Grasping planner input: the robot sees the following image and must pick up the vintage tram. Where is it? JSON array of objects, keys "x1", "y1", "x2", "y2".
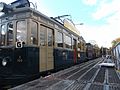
[{"x1": 0, "y1": 0, "x2": 89, "y2": 87}]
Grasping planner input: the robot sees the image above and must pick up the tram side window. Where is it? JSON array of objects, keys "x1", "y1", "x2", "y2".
[
  {"x1": 31, "y1": 21, "x2": 38, "y2": 45},
  {"x1": 56, "y1": 31, "x2": 63, "y2": 47},
  {"x1": 7, "y1": 22, "x2": 13, "y2": 45},
  {"x1": 82, "y1": 42, "x2": 84, "y2": 51},
  {"x1": 78, "y1": 41, "x2": 81, "y2": 49},
  {"x1": 1, "y1": 24, "x2": 6, "y2": 45},
  {"x1": 16, "y1": 21, "x2": 27, "y2": 43},
  {"x1": 65, "y1": 35, "x2": 72, "y2": 49}
]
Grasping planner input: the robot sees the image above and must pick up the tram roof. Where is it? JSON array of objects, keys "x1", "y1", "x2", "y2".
[{"x1": 0, "y1": 7, "x2": 80, "y2": 37}]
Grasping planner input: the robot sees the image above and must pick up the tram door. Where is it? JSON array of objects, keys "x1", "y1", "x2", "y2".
[{"x1": 39, "y1": 25, "x2": 54, "y2": 72}]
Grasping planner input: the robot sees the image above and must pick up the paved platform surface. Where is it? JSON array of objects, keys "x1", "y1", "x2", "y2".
[{"x1": 9, "y1": 58, "x2": 120, "y2": 90}]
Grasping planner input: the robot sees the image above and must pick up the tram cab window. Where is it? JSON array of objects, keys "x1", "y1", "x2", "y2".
[
  {"x1": 1, "y1": 24, "x2": 6, "y2": 45},
  {"x1": 65, "y1": 35, "x2": 72, "y2": 49},
  {"x1": 7, "y1": 22, "x2": 13, "y2": 45},
  {"x1": 31, "y1": 21, "x2": 38, "y2": 45},
  {"x1": 16, "y1": 21, "x2": 27, "y2": 43},
  {"x1": 56, "y1": 31, "x2": 63, "y2": 47},
  {"x1": 40, "y1": 25, "x2": 53, "y2": 46}
]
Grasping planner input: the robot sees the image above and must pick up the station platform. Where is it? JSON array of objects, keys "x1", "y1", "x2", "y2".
[{"x1": 9, "y1": 58, "x2": 120, "y2": 90}]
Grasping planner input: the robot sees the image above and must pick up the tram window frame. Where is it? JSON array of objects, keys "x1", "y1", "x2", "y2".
[
  {"x1": 48, "y1": 28, "x2": 53, "y2": 47},
  {"x1": 81, "y1": 41, "x2": 83, "y2": 51},
  {"x1": 64, "y1": 34, "x2": 72, "y2": 49},
  {"x1": 40, "y1": 25, "x2": 46, "y2": 46},
  {"x1": 0, "y1": 24, "x2": 6, "y2": 45},
  {"x1": 56, "y1": 30, "x2": 63, "y2": 48},
  {"x1": 30, "y1": 21, "x2": 38, "y2": 45},
  {"x1": 77, "y1": 40, "x2": 81, "y2": 51},
  {"x1": 83, "y1": 42, "x2": 85, "y2": 51},
  {"x1": 16, "y1": 20, "x2": 27, "y2": 44},
  {"x1": 7, "y1": 22, "x2": 13, "y2": 45},
  {"x1": 79, "y1": 41, "x2": 81, "y2": 49}
]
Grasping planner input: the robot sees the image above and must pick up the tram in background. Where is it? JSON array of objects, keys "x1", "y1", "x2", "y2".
[
  {"x1": 0, "y1": 0, "x2": 100, "y2": 87},
  {"x1": 86, "y1": 43, "x2": 94, "y2": 60},
  {"x1": 100, "y1": 47, "x2": 110, "y2": 57},
  {"x1": 86, "y1": 43, "x2": 100, "y2": 60}
]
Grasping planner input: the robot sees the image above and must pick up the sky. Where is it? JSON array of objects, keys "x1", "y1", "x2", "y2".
[{"x1": 1, "y1": 0, "x2": 120, "y2": 48}]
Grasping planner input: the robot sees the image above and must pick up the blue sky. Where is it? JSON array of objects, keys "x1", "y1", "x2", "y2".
[
  {"x1": 36, "y1": 0, "x2": 100, "y2": 25},
  {"x1": 1, "y1": 0, "x2": 120, "y2": 48},
  {"x1": 34, "y1": 0, "x2": 107, "y2": 25}
]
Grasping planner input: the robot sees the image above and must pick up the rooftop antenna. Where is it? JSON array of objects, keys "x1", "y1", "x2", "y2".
[{"x1": 53, "y1": 14, "x2": 71, "y2": 23}]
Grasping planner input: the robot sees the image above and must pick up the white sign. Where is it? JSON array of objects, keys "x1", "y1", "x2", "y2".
[{"x1": 16, "y1": 41, "x2": 23, "y2": 48}]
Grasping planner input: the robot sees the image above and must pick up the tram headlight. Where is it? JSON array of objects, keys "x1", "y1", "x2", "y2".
[
  {"x1": 2, "y1": 58, "x2": 7, "y2": 66},
  {"x1": 2, "y1": 57, "x2": 11, "y2": 66}
]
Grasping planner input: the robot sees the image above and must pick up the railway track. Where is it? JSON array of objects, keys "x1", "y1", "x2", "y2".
[
  {"x1": 3, "y1": 58, "x2": 101, "y2": 89},
  {"x1": 55, "y1": 58, "x2": 102, "y2": 80},
  {"x1": 10, "y1": 58, "x2": 120, "y2": 90}
]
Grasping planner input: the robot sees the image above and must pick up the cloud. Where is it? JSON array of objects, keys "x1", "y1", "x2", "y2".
[
  {"x1": 0, "y1": 0, "x2": 12, "y2": 4},
  {"x1": 1, "y1": 0, "x2": 54, "y2": 17},
  {"x1": 107, "y1": 11, "x2": 120, "y2": 25},
  {"x1": 84, "y1": 0, "x2": 120, "y2": 48},
  {"x1": 92, "y1": 0, "x2": 120, "y2": 20},
  {"x1": 29, "y1": 0, "x2": 55, "y2": 17},
  {"x1": 82, "y1": 0, "x2": 97, "y2": 6},
  {"x1": 76, "y1": 22, "x2": 120, "y2": 48}
]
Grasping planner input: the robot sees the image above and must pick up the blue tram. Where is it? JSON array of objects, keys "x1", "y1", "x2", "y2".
[{"x1": 0, "y1": 0, "x2": 88, "y2": 87}]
